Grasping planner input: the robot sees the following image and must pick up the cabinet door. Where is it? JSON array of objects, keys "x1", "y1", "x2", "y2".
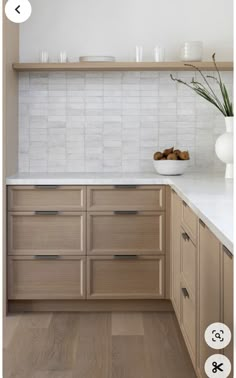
[
  {"x1": 8, "y1": 212, "x2": 86, "y2": 255},
  {"x1": 87, "y1": 185, "x2": 165, "y2": 211},
  {"x1": 198, "y1": 221, "x2": 221, "y2": 376},
  {"x1": 8, "y1": 255, "x2": 86, "y2": 300},
  {"x1": 87, "y1": 255, "x2": 165, "y2": 299},
  {"x1": 8, "y1": 185, "x2": 86, "y2": 211},
  {"x1": 87, "y1": 211, "x2": 165, "y2": 255},
  {"x1": 171, "y1": 190, "x2": 182, "y2": 320},
  {"x1": 223, "y1": 246, "x2": 233, "y2": 368}
]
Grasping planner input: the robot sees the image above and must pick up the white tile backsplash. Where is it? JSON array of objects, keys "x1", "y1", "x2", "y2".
[{"x1": 18, "y1": 71, "x2": 233, "y2": 173}]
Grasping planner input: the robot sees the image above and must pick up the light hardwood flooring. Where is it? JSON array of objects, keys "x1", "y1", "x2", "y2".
[{"x1": 3, "y1": 312, "x2": 196, "y2": 378}]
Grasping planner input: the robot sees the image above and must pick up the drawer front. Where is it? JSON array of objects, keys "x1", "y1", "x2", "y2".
[
  {"x1": 8, "y1": 212, "x2": 86, "y2": 255},
  {"x1": 8, "y1": 186, "x2": 86, "y2": 211},
  {"x1": 181, "y1": 201, "x2": 197, "y2": 243},
  {"x1": 8, "y1": 255, "x2": 86, "y2": 300},
  {"x1": 87, "y1": 211, "x2": 165, "y2": 255},
  {"x1": 181, "y1": 229, "x2": 196, "y2": 296},
  {"x1": 181, "y1": 284, "x2": 196, "y2": 361},
  {"x1": 87, "y1": 185, "x2": 166, "y2": 211},
  {"x1": 87, "y1": 255, "x2": 165, "y2": 299}
]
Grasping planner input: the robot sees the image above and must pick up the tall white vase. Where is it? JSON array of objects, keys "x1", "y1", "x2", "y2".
[{"x1": 215, "y1": 117, "x2": 234, "y2": 179}]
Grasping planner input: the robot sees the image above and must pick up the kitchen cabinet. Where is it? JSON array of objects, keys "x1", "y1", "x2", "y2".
[
  {"x1": 171, "y1": 189, "x2": 182, "y2": 320},
  {"x1": 87, "y1": 211, "x2": 165, "y2": 255},
  {"x1": 87, "y1": 255, "x2": 164, "y2": 299},
  {"x1": 8, "y1": 255, "x2": 86, "y2": 300},
  {"x1": 171, "y1": 192, "x2": 197, "y2": 368},
  {"x1": 87, "y1": 185, "x2": 165, "y2": 211},
  {"x1": 8, "y1": 212, "x2": 86, "y2": 256},
  {"x1": 180, "y1": 202, "x2": 197, "y2": 369},
  {"x1": 8, "y1": 185, "x2": 86, "y2": 211},
  {"x1": 222, "y1": 246, "x2": 234, "y2": 369},
  {"x1": 7, "y1": 185, "x2": 167, "y2": 305},
  {"x1": 198, "y1": 220, "x2": 221, "y2": 377}
]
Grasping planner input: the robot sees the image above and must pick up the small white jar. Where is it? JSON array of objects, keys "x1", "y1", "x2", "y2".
[{"x1": 180, "y1": 41, "x2": 203, "y2": 61}]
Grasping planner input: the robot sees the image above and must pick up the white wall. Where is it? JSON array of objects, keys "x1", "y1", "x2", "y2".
[
  {"x1": 18, "y1": 70, "x2": 233, "y2": 173},
  {"x1": 20, "y1": 0, "x2": 233, "y2": 62}
]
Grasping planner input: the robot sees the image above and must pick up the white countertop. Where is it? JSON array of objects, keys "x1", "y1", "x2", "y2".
[{"x1": 6, "y1": 172, "x2": 233, "y2": 253}]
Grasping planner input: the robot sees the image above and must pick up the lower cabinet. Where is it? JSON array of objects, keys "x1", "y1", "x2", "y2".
[
  {"x1": 198, "y1": 221, "x2": 221, "y2": 377},
  {"x1": 8, "y1": 255, "x2": 86, "y2": 300},
  {"x1": 87, "y1": 255, "x2": 165, "y2": 299},
  {"x1": 223, "y1": 246, "x2": 234, "y2": 374},
  {"x1": 171, "y1": 189, "x2": 182, "y2": 320},
  {"x1": 181, "y1": 282, "x2": 196, "y2": 362},
  {"x1": 171, "y1": 193, "x2": 233, "y2": 378}
]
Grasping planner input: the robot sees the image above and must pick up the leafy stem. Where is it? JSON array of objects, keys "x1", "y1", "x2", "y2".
[{"x1": 170, "y1": 54, "x2": 233, "y2": 117}]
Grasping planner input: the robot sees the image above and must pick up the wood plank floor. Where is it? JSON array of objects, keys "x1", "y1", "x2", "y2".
[{"x1": 3, "y1": 312, "x2": 196, "y2": 378}]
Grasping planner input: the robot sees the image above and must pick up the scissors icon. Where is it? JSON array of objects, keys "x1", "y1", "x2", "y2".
[{"x1": 212, "y1": 361, "x2": 224, "y2": 373}]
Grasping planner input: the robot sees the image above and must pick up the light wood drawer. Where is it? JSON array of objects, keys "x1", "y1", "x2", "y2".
[
  {"x1": 8, "y1": 212, "x2": 86, "y2": 255},
  {"x1": 181, "y1": 228, "x2": 196, "y2": 297},
  {"x1": 87, "y1": 211, "x2": 165, "y2": 255},
  {"x1": 8, "y1": 255, "x2": 86, "y2": 300},
  {"x1": 87, "y1": 185, "x2": 165, "y2": 211},
  {"x1": 181, "y1": 283, "x2": 196, "y2": 362},
  {"x1": 87, "y1": 255, "x2": 165, "y2": 299},
  {"x1": 181, "y1": 201, "x2": 197, "y2": 243},
  {"x1": 8, "y1": 186, "x2": 86, "y2": 211}
]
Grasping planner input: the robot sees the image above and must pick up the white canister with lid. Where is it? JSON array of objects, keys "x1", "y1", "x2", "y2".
[{"x1": 180, "y1": 41, "x2": 203, "y2": 61}]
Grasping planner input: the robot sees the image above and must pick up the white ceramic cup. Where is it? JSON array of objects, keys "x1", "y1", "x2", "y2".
[{"x1": 180, "y1": 41, "x2": 203, "y2": 61}]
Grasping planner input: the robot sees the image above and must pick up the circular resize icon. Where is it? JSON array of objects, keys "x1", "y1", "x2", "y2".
[
  {"x1": 205, "y1": 323, "x2": 231, "y2": 350},
  {"x1": 5, "y1": 0, "x2": 32, "y2": 24},
  {"x1": 205, "y1": 354, "x2": 231, "y2": 378}
]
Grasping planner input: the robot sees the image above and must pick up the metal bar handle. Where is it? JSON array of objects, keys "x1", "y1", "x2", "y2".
[
  {"x1": 35, "y1": 211, "x2": 59, "y2": 215},
  {"x1": 181, "y1": 287, "x2": 189, "y2": 298},
  {"x1": 182, "y1": 232, "x2": 190, "y2": 241},
  {"x1": 35, "y1": 185, "x2": 59, "y2": 189},
  {"x1": 223, "y1": 245, "x2": 233, "y2": 259},
  {"x1": 199, "y1": 219, "x2": 206, "y2": 228},
  {"x1": 113, "y1": 211, "x2": 138, "y2": 215},
  {"x1": 114, "y1": 185, "x2": 138, "y2": 189},
  {"x1": 113, "y1": 255, "x2": 138, "y2": 260},
  {"x1": 34, "y1": 255, "x2": 61, "y2": 260}
]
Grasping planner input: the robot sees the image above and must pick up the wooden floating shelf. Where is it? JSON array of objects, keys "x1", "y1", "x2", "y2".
[{"x1": 12, "y1": 61, "x2": 233, "y2": 72}]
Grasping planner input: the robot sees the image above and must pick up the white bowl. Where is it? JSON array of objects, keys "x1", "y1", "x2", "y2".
[{"x1": 153, "y1": 160, "x2": 189, "y2": 176}]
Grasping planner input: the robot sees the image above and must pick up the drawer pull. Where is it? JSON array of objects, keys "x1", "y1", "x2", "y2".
[
  {"x1": 113, "y1": 211, "x2": 138, "y2": 215},
  {"x1": 35, "y1": 211, "x2": 59, "y2": 215},
  {"x1": 223, "y1": 245, "x2": 233, "y2": 258},
  {"x1": 34, "y1": 255, "x2": 61, "y2": 260},
  {"x1": 182, "y1": 232, "x2": 190, "y2": 241},
  {"x1": 114, "y1": 185, "x2": 138, "y2": 189},
  {"x1": 181, "y1": 287, "x2": 189, "y2": 298},
  {"x1": 113, "y1": 255, "x2": 138, "y2": 260},
  {"x1": 199, "y1": 219, "x2": 206, "y2": 228},
  {"x1": 35, "y1": 185, "x2": 59, "y2": 189}
]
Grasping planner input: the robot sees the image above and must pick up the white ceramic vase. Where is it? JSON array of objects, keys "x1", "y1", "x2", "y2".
[{"x1": 215, "y1": 117, "x2": 234, "y2": 179}]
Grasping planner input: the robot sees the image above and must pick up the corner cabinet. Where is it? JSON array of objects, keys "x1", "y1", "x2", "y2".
[{"x1": 171, "y1": 191, "x2": 234, "y2": 378}]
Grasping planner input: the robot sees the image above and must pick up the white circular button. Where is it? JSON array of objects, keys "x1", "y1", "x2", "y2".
[
  {"x1": 5, "y1": 0, "x2": 32, "y2": 24},
  {"x1": 205, "y1": 354, "x2": 231, "y2": 378},
  {"x1": 205, "y1": 323, "x2": 231, "y2": 350}
]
